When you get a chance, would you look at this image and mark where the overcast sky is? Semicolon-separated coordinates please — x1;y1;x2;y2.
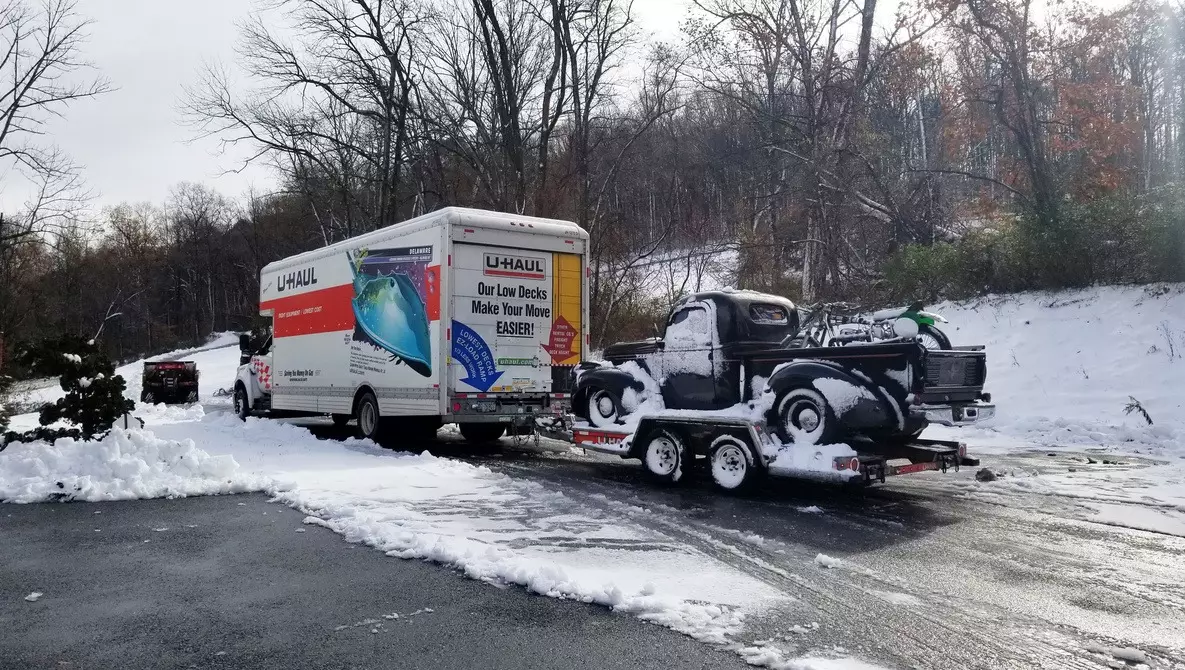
0;0;689;214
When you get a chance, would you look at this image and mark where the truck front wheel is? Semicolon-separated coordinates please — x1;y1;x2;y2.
774;387;840;445
234;385;250;421
357;392;383;441
585;387;623;428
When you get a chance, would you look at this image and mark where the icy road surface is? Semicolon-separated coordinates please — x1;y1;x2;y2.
329;427;1185;670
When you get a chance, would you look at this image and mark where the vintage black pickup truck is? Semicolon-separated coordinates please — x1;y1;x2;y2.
574;290;994;447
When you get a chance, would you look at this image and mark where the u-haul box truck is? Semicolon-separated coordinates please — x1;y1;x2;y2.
233;207;588;443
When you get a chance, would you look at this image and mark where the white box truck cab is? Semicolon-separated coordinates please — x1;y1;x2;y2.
233;207;589;443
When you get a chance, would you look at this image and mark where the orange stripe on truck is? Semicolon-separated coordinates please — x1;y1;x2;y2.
260;284;356;338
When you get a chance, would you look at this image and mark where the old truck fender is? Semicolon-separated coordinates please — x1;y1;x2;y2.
572;366;647;420
764;360;894;431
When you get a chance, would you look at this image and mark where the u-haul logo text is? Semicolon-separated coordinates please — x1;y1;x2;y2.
483;253;545;280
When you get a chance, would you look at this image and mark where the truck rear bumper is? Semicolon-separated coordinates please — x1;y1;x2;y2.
914;402;995;427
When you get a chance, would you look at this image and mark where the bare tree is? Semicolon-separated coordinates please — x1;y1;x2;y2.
0;0;107;244
184;0;428;240
0;0;107;350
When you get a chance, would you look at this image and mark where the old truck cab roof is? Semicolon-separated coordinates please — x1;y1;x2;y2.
673;290;799;344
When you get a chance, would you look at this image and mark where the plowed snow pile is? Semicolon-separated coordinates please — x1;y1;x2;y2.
0;425;267;503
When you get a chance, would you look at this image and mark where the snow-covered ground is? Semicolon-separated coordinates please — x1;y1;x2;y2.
917;284;1185;537
3;285;1184;669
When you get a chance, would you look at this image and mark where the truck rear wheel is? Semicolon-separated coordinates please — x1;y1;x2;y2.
640;430;686;485
458;423;506;444
774;387;840;445
357;392;383;441
709;435;764;493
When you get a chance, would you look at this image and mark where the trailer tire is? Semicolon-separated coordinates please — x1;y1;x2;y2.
233;385;250;421
709;435;764;493
458;423;506;444
774;387;840;445
585;387;624;428
640;429;686;485
356;392;383;442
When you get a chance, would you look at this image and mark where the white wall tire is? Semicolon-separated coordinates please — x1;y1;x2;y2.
586;388;622;428
709;436;762;493
641;430;685;485
775;387;840;445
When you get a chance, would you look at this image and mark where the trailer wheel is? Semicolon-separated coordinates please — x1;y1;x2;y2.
774;387;840;445
709;435;763;493
458;423;506;444
357;392;382;441
233;385;249;421
641;430;686;485
585;387;623;428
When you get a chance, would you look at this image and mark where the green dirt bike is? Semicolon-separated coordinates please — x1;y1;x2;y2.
790;302;952;350
861;302;952;350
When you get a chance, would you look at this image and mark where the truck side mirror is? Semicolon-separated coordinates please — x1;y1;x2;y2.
239;333;252;365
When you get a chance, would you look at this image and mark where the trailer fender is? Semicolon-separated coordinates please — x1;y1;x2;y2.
765;361;894;430
572;367;647;421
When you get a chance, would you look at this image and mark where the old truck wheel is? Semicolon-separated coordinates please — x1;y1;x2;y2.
774;387;840;445
458;423;506;444
709;435;763;493
641;430;685;485
233;386;249;421
585;388;623;428
357;392;382;441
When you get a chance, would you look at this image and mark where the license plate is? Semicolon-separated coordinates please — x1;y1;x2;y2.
893;462;936;476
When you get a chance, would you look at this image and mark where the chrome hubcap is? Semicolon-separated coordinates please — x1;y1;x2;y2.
797;408;820;432
596;395;614;417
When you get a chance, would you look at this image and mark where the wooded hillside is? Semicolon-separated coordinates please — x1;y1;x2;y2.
2;0;1183;361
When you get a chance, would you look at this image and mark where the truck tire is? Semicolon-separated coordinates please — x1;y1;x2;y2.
357;392;383;442
233;385;250;421
640;429;686;485
458;423;506;444
774;387;840;445
709;435;764;493
331;413;351;428
585;387;623;428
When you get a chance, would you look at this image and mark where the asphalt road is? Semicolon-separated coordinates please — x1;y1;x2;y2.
301;423;1185;670
0;494;749;670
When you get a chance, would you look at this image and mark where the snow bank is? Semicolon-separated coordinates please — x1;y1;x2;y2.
0;428;267;503
927;283;1185;456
